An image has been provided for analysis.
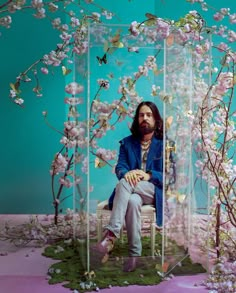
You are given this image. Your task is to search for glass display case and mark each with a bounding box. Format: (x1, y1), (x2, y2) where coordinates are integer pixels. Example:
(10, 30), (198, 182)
(72, 23), (211, 276)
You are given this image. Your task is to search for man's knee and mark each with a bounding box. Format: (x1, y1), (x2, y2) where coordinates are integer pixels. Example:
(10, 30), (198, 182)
(119, 178), (127, 185)
(116, 178), (130, 190)
(128, 195), (142, 210)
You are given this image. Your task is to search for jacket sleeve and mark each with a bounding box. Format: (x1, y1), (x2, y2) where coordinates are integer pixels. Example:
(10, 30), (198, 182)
(148, 169), (163, 188)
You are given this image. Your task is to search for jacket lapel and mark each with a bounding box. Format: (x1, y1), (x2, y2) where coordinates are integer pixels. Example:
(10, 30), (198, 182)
(146, 137), (159, 170)
(132, 138), (141, 168)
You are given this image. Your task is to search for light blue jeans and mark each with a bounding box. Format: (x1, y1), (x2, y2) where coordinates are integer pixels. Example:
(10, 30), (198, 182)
(105, 178), (155, 256)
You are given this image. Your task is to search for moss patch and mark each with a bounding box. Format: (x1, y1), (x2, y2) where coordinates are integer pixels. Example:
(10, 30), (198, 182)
(43, 235), (206, 292)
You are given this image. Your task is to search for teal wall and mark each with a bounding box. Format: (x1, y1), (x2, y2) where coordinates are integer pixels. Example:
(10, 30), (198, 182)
(0, 10), (66, 213)
(0, 0), (235, 213)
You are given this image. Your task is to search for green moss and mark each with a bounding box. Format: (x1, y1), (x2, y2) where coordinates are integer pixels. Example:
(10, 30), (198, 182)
(43, 236), (206, 292)
(171, 256), (206, 275)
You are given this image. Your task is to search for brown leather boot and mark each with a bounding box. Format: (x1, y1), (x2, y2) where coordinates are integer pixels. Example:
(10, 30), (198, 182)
(91, 230), (116, 264)
(123, 256), (138, 272)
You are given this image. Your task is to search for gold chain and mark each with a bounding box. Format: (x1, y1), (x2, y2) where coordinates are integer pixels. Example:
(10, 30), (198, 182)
(141, 140), (151, 150)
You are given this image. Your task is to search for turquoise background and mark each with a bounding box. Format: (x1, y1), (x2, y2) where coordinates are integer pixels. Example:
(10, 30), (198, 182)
(0, 0), (235, 214)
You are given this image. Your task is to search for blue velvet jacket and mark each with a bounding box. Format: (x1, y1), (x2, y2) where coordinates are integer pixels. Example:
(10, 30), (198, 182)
(108, 135), (163, 227)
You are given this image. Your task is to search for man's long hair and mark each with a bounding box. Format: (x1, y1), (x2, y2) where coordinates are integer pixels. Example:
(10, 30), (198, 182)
(130, 101), (163, 139)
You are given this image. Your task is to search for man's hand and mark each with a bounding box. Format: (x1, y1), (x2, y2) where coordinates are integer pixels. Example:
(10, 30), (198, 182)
(124, 169), (151, 187)
(135, 169), (151, 181)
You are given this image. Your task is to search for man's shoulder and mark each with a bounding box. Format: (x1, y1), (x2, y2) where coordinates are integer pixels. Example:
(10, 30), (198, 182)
(119, 135), (136, 144)
(152, 136), (163, 148)
(119, 135), (163, 144)
(153, 136), (163, 143)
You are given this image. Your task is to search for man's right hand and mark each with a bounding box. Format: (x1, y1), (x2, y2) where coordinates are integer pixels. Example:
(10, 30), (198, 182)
(124, 169), (149, 187)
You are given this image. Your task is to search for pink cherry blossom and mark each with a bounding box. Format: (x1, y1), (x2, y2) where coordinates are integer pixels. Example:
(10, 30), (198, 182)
(129, 21), (141, 37)
(65, 82), (84, 95)
(41, 67), (49, 74)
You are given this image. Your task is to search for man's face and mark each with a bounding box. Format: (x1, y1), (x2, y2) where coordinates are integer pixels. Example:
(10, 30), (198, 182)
(138, 105), (155, 135)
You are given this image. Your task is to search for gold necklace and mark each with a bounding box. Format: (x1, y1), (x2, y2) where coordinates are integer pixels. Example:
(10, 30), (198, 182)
(141, 140), (151, 150)
(141, 139), (151, 146)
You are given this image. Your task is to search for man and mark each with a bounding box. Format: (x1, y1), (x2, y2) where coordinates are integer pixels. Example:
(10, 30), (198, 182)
(93, 101), (163, 272)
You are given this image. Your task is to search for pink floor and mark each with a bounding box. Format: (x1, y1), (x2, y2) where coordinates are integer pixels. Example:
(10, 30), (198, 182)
(0, 215), (209, 293)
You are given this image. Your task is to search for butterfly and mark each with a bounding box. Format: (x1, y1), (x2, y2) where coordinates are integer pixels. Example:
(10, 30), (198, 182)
(145, 12), (157, 19)
(160, 94), (173, 104)
(96, 53), (107, 65)
(84, 270), (95, 279)
(95, 157), (106, 168)
(111, 33), (120, 44)
(10, 81), (20, 93)
(176, 193), (186, 204)
(162, 262), (169, 273)
(167, 192), (186, 204)
(165, 116), (173, 130)
(62, 66), (72, 76)
(155, 262), (169, 274)
(145, 13), (158, 25)
(115, 59), (124, 66)
(166, 34), (175, 47)
(110, 30), (124, 48)
(107, 72), (114, 79)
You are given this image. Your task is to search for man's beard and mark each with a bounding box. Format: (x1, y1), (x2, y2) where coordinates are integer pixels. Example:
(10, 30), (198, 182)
(139, 123), (155, 135)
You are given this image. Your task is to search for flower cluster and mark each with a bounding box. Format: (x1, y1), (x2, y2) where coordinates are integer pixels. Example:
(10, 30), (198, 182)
(61, 121), (87, 149)
(96, 148), (117, 162)
(97, 79), (110, 89)
(50, 153), (68, 175)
